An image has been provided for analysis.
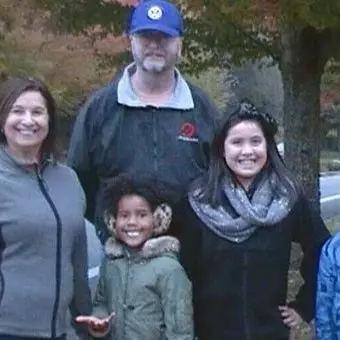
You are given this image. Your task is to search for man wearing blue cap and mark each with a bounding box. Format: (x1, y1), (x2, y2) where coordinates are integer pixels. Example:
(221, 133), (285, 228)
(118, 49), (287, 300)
(68, 0), (219, 245)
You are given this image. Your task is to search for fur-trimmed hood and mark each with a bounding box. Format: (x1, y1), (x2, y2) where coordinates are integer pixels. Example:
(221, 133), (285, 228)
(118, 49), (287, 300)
(104, 236), (180, 260)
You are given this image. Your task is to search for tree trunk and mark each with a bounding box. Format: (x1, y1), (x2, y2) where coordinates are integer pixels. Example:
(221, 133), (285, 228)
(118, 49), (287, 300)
(279, 25), (329, 209)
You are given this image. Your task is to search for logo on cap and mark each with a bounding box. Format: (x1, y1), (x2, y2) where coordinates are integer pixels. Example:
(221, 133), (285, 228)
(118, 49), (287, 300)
(147, 6), (163, 20)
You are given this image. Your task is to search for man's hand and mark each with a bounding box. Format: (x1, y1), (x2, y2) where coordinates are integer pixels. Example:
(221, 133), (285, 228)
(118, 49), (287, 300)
(278, 305), (302, 328)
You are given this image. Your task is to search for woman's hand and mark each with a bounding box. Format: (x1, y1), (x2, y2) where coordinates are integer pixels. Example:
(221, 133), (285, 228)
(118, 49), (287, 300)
(278, 305), (302, 328)
(75, 312), (115, 333)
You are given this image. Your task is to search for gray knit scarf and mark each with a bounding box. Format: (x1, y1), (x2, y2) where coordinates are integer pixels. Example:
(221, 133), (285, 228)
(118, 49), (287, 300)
(188, 173), (295, 243)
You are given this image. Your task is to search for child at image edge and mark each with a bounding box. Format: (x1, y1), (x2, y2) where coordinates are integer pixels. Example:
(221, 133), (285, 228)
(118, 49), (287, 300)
(76, 174), (194, 340)
(316, 231), (340, 339)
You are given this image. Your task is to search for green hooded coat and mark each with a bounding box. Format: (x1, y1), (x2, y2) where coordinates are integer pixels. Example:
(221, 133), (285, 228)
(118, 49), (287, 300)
(92, 235), (194, 340)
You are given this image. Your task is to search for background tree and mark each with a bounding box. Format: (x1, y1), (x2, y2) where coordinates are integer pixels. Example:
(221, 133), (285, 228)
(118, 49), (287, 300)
(229, 58), (284, 124)
(33, 0), (340, 205)
(0, 0), (127, 146)
(321, 62), (340, 154)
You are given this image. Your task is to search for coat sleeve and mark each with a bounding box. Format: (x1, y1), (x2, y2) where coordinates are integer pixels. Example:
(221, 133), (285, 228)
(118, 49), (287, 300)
(288, 196), (330, 322)
(69, 220), (92, 338)
(92, 258), (110, 319)
(159, 264), (194, 340)
(178, 199), (203, 338)
(192, 85), (219, 166)
(88, 258), (113, 338)
(67, 96), (99, 224)
(315, 237), (337, 340)
(177, 198), (201, 279)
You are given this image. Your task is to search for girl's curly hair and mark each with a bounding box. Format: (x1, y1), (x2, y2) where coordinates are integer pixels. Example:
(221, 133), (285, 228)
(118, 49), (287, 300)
(102, 173), (172, 217)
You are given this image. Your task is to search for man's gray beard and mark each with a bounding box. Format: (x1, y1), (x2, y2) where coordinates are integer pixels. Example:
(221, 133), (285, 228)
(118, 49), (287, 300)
(142, 59), (169, 73)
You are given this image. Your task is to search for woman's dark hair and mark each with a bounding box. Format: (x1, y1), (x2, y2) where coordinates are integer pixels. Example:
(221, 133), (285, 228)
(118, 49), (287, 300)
(0, 76), (61, 161)
(102, 174), (172, 217)
(192, 99), (300, 207)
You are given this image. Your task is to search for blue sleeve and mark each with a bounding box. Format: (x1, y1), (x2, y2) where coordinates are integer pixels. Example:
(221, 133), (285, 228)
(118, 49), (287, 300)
(316, 238), (337, 340)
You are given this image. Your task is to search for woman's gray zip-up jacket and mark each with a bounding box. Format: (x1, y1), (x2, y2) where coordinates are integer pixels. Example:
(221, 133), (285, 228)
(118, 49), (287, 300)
(0, 146), (91, 338)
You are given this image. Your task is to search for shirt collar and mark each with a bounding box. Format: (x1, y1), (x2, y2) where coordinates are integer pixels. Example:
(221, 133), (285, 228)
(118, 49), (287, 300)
(117, 63), (194, 109)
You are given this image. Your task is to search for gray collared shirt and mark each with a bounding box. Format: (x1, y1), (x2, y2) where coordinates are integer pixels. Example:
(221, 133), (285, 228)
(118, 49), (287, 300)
(117, 63), (194, 109)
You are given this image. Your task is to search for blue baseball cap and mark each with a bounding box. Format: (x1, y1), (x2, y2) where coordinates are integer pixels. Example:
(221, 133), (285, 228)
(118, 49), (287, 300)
(128, 0), (184, 37)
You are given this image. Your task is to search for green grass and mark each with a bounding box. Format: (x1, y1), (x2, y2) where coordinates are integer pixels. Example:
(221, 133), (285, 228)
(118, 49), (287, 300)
(325, 216), (340, 233)
(320, 149), (340, 172)
(321, 150), (340, 159)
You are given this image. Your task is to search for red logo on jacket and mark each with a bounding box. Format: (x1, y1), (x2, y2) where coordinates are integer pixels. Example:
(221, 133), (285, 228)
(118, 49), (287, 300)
(180, 122), (196, 138)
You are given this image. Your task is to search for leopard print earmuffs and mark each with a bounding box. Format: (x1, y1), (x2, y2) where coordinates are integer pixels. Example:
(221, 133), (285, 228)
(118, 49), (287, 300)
(103, 203), (172, 237)
(152, 203), (172, 235)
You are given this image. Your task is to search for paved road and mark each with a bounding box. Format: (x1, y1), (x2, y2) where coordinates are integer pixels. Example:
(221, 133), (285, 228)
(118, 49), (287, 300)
(320, 173), (340, 219)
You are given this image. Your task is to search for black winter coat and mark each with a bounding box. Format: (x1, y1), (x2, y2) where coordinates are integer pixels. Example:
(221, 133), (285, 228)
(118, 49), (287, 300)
(67, 80), (217, 244)
(179, 195), (330, 340)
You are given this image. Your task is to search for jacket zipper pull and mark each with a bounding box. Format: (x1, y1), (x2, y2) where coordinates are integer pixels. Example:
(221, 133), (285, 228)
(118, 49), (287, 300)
(34, 164), (48, 192)
(34, 163), (42, 180)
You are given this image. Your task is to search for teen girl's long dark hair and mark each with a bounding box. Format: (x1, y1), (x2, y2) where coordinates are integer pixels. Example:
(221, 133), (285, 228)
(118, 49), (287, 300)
(191, 99), (301, 207)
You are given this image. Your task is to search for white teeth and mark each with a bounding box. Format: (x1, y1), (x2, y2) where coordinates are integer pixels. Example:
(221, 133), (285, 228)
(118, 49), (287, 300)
(239, 160), (255, 164)
(18, 130), (36, 135)
(126, 231), (140, 237)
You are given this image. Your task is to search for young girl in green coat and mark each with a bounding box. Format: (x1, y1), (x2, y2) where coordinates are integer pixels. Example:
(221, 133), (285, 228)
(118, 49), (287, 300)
(76, 174), (194, 340)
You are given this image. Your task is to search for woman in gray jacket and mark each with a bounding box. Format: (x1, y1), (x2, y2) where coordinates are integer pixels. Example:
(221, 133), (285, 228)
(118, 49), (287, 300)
(0, 77), (91, 340)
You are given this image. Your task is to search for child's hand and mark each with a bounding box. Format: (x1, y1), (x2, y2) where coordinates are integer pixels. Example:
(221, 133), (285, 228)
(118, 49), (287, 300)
(75, 312), (115, 332)
(278, 305), (302, 328)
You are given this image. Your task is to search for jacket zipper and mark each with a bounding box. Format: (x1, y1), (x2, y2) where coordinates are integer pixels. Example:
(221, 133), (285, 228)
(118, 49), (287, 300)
(152, 109), (158, 176)
(35, 166), (62, 340)
(243, 250), (251, 340)
(122, 253), (131, 340)
(0, 234), (4, 306)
